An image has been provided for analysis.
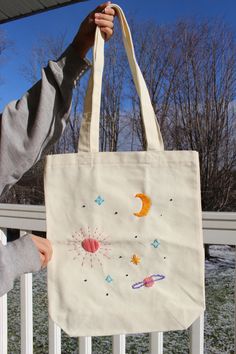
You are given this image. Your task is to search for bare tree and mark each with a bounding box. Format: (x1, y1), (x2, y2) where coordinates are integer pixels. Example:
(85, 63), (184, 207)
(21, 32), (67, 84)
(0, 29), (13, 89)
(127, 20), (236, 260)
(129, 20), (236, 213)
(21, 32), (90, 155)
(100, 24), (127, 151)
(126, 21), (181, 150)
(168, 21), (236, 211)
(5, 20), (236, 215)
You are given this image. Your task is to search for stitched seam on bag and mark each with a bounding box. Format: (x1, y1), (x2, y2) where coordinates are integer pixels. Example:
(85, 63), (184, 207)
(45, 162), (196, 167)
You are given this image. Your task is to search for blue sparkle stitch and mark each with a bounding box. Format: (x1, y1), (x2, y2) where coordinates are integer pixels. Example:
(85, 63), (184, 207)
(151, 239), (160, 248)
(95, 196), (104, 205)
(105, 275), (113, 283)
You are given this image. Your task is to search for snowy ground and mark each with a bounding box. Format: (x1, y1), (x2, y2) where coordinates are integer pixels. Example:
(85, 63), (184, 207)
(7, 245), (235, 354)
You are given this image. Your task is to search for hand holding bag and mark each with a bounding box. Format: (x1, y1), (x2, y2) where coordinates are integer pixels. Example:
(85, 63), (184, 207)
(44, 4), (205, 337)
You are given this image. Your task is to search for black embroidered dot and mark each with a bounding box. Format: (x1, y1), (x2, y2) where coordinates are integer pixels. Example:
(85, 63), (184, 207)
(106, 293), (109, 296)
(126, 274), (129, 277)
(119, 256), (123, 259)
(114, 212), (118, 215)
(170, 198), (173, 201)
(82, 205), (86, 208)
(164, 257), (166, 260)
(160, 214), (163, 216)
(84, 279), (87, 282)
(134, 235), (138, 238)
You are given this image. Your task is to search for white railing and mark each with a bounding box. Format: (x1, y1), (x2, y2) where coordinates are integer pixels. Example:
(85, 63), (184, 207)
(0, 204), (235, 354)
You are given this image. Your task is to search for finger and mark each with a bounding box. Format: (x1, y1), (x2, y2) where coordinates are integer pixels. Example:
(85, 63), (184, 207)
(42, 258), (47, 269)
(42, 256), (48, 268)
(38, 238), (52, 255)
(94, 2), (111, 13)
(104, 7), (115, 16)
(94, 13), (114, 22)
(40, 253), (45, 266)
(31, 235), (53, 268)
(40, 247), (51, 266)
(95, 19), (114, 29)
(43, 239), (53, 261)
(100, 27), (113, 40)
(40, 253), (49, 269)
(36, 238), (53, 262)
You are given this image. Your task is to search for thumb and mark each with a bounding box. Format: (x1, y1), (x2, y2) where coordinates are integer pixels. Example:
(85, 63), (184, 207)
(39, 253), (45, 267)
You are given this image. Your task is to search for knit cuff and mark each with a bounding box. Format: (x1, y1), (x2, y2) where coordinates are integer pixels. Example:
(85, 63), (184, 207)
(55, 44), (91, 86)
(6, 234), (41, 278)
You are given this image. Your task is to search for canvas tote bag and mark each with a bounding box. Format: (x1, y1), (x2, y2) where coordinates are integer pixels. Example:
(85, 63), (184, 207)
(44, 4), (205, 337)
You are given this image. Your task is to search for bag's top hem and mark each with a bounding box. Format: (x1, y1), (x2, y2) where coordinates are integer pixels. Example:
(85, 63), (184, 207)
(45, 150), (199, 167)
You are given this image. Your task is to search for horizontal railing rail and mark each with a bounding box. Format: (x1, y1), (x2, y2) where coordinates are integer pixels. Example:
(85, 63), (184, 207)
(0, 204), (235, 354)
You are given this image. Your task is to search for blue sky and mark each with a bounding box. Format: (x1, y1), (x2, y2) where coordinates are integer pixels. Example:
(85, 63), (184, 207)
(0, 0), (235, 111)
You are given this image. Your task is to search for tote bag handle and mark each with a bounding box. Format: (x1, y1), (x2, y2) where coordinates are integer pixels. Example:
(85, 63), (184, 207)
(78, 3), (164, 152)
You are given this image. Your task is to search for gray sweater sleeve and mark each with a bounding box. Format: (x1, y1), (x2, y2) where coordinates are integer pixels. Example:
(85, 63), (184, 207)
(0, 44), (90, 197)
(0, 234), (41, 296)
(0, 44), (91, 296)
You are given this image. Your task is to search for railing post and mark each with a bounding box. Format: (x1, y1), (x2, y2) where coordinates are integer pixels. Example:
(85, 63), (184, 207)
(112, 335), (126, 354)
(20, 230), (33, 354)
(150, 332), (163, 354)
(49, 317), (61, 354)
(190, 314), (204, 354)
(0, 228), (8, 354)
(0, 205), (235, 353)
(79, 336), (92, 354)
(235, 248), (236, 354)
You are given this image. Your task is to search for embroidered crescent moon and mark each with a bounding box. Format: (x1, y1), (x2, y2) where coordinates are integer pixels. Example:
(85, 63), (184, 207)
(134, 193), (152, 217)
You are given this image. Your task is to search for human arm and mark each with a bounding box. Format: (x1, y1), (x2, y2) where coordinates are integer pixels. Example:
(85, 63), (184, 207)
(0, 234), (41, 296)
(0, 45), (90, 198)
(0, 2), (115, 296)
(0, 2), (115, 198)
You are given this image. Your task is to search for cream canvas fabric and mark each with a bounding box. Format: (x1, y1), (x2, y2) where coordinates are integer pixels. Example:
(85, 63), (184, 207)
(44, 4), (205, 337)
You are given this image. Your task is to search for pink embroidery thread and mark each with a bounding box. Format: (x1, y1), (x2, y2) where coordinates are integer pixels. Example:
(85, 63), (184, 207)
(132, 274), (165, 289)
(66, 227), (111, 268)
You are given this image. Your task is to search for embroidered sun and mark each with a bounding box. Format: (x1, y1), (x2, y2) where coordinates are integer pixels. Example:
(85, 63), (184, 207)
(66, 227), (111, 268)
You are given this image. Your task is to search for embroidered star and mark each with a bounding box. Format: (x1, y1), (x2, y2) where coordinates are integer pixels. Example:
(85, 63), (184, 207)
(131, 254), (141, 265)
(151, 239), (160, 248)
(105, 275), (113, 283)
(95, 196), (104, 205)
